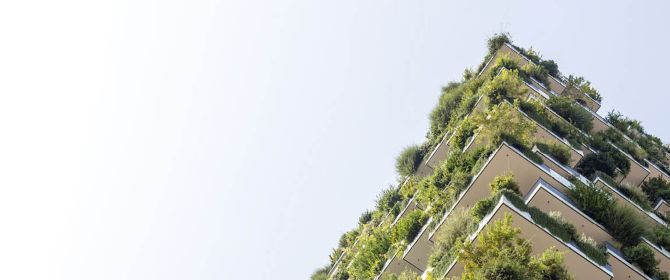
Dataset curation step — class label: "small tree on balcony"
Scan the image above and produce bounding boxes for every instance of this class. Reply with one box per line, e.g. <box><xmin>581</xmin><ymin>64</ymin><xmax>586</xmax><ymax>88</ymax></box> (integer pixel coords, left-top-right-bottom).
<box><xmin>457</xmin><ymin>213</ymin><xmax>573</xmax><ymax>280</ymax></box>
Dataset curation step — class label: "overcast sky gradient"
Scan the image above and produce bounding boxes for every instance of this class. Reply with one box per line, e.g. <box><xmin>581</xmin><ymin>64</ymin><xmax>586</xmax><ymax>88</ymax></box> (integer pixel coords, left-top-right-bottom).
<box><xmin>1</xmin><ymin>0</ymin><xmax>669</xmax><ymax>279</ymax></box>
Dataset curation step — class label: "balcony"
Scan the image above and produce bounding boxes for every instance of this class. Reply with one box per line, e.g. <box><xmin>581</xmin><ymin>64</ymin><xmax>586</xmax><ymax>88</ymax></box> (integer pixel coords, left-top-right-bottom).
<box><xmin>593</xmin><ymin>177</ymin><xmax>666</xmax><ymax>227</ymax></box>
<box><xmin>605</xmin><ymin>243</ymin><xmax>653</xmax><ymax>280</ymax></box>
<box><xmin>654</xmin><ymin>199</ymin><xmax>670</xmax><ymax>218</ymax></box>
<box><xmin>526</xmin><ymin>179</ymin><xmax>618</xmax><ymax>246</ymax></box>
<box><xmin>397</xmin><ymin>142</ymin><xmax>575</xmax><ymax>274</ymax></box>
<box><xmin>642</xmin><ymin>237</ymin><xmax>670</xmax><ymax>274</ymax></box>
<box><xmin>579</xmin><ymin>102</ymin><xmax>611</xmax><ymax>134</ymax></box>
<box><xmin>416</xmin><ymin>97</ymin><xmax>486</xmax><ymax>177</ymax></box>
<box><xmin>645</xmin><ymin>159</ymin><xmax>670</xmax><ymax>183</ymax></box>
<box><xmin>563</xmin><ymin>85</ymin><xmax>602</xmax><ymax>113</ymax></box>
<box><xmin>442</xmin><ymin>196</ymin><xmax>613</xmax><ymax>280</ymax></box>
<box><xmin>610</xmin><ymin>142</ymin><xmax>651</xmax><ymax>188</ymax></box>
<box><xmin>455</xmin><ymin>142</ymin><xmax>573</xmax><ymax>212</ymax></box>
<box><xmin>480</xmin><ymin>43</ymin><xmax>567</xmax><ymax>95</ymax></box>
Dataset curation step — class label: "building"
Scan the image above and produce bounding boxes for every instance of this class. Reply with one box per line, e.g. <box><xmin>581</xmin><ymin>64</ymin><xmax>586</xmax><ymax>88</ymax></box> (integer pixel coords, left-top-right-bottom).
<box><xmin>313</xmin><ymin>35</ymin><xmax>670</xmax><ymax>280</ymax></box>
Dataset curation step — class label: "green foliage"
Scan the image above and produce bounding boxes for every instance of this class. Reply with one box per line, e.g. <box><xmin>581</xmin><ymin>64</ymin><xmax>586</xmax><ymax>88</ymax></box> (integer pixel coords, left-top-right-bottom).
<box><xmin>487</xmin><ymin>33</ymin><xmax>512</xmax><ymax>57</ymax></box>
<box><xmin>470</xmin><ymin>198</ymin><xmax>496</xmax><ymax>221</ymax></box>
<box><xmin>642</xmin><ymin>177</ymin><xmax>670</xmax><ymax>203</ymax></box>
<box><xmin>450</xmin><ymin>118</ymin><xmax>477</xmax><ymax>152</ymax></box>
<box><xmin>538</xmin><ymin>248</ymin><xmax>574</xmax><ymax>280</ymax></box>
<box><xmin>310</xmin><ymin>265</ymin><xmax>330</xmax><ymax>280</ymax></box>
<box><xmin>480</xmin><ymin>68</ymin><xmax>526</xmax><ymax>104</ymax></box>
<box><xmin>348</xmin><ymin>228</ymin><xmax>392</xmax><ymax>279</ymax></box>
<box><xmin>429</xmin><ymin>83</ymin><xmax>464</xmax><ymax>142</ymax></box>
<box><xmin>539</xmin><ymin>60</ymin><xmax>560</xmax><ymax>77</ymax></box>
<box><xmin>489</xmin><ymin>173</ymin><xmax>520</xmax><ymax>195</ymax></box>
<box><xmin>607</xmin><ymin>110</ymin><xmax>669</xmax><ymax>167</ymax></box>
<box><xmin>623</xmin><ymin>243</ymin><xmax>659</xmax><ymax>277</ymax></box>
<box><xmin>655</xmin><ymin>226</ymin><xmax>670</xmax><ymax>251</ymax></box>
<box><xmin>458</xmin><ymin>214</ymin><xmax>573</xmax><ymax>280</ymax></box>
<box><xmin>569</xmin><ymin>179</ymin><xmax>650</xmax><ymax>246</ymax></box>
<box><xmin>545</xmin><ymin>95</ymin><xmax>593</xmax><ymax>132</ymax></box>
<box><xmin>522</xmin><ymin>63</ymin><xmax>549</xmax><ymax>86</ymax></box>
<box><xmin>476</xmin><ymin>33</ymin><xmax>512</xmax><ymax>73</ymax></box>
<box><xmin>474</xmin><ymin>101</ymin><xmax>536</xmax><ymax>150</ymax></box>
<box><xmin>576</xmin><ymin>137</ymin><xmax>631</xmax><ymax>179</ymax></box>
<box><xmin>600</xmin><ymin>128</ymin><xmax>648</xmax><ymax>163</ymax></box>
<box><xmin>576</xmin><ymin>153</ymin><xmax>618</xmax><ymax>178</ymax></box>
<box><xmin>395</xmin><ymin>145</ymin><xmax>425</xmax><ymax>177</ymax></box>
<box><xmin>381</xmin><ymin>270</ymin><xmax>420</xmax><ymax>280</ymax></box>
<box><xmin>333</xmin><ymin>269</ymin><xmax>349</xmax><ymax>280</ymax></box>
<box><xmin>428</xmin><ymin>208</ymin><xmax>477</xmax><ymax>277</ymax></box>
<box><xmin>428</xmin><ymin>77</ymin><xmax>485</xmax><ymax>147</ymax></box>
<box><xmin>604</xmin><ymin>205</ymin><xmax>648</xmax><ymax>246</ymax></box>
<box><xmin>567</xmin><ymin>75</ymin><xmax>602</xmax><ymax>102</ymax></box>
<box><xmin>517</xmin><ymin>99</ymin><xmax>586</xmax><ymax>148</ymax></box>
<box><xmin>359</xmin><ymin>210</ymin><xmax>373</xmax><ymax>225</ymax></box>
<box><xmin>392</xmin><ymin>210</ymin><xmax>428</xmax><ymax>244</ymax></box>
<box><xmin>376</xmin><ymin>187</ymin><xmax>403</xmax><ymax>213</ymax></box>
<box><xmin>615</xmin><ymin>183</ymin><xmax>652</xmax><ymax>211</ymax></box>
<box><xmin>535</xmin><ymin>142</ymin><xmax>572</xmax><ymax>165</ymax></box>
<box><xmin>492</xmin><ymin>55</ymin><xmax>520</xmax><ymax>72</ymax></box>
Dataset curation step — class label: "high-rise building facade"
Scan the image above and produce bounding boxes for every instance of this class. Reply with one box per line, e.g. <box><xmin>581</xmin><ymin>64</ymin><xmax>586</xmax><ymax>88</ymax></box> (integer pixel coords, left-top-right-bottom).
<box><xmin>312</xmin><ymin>35</ymin><xmax>670</xmax><ymax>280</ymax></box>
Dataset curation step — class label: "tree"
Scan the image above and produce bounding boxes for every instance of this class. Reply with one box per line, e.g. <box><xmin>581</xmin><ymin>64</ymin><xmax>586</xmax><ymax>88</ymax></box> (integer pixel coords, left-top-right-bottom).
<box><xmin>458</xmin><ymin>214</ymin><xmax>573</xmax><ymax>280</ymax></box>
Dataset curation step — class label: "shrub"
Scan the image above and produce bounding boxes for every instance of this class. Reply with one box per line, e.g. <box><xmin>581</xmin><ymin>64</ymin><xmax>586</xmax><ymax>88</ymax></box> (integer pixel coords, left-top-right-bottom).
<box><xmin>474</xmin><ymin>101</ymin><xmax>535</xmax><ymax>150</ymax></box>
<box><xmin>470</xmin><ymin>198</ymin><xmax>496</xmax><ymax>221</ymax></box>
<box><xmin>568</xmin><ymin>179</ymin><xmax>615</xmax><ymax>218</ymax></box>
<box><xmin>623</xmin><ymin>243</ymin><xmax>659</xmax><ymax>277</ymax></box>
<box><xmin>569</xmin><ymin>179</ymin><xmax>650</xmax><ymax>247</ymax></box>
<box><xmin>492</xmin><ymin>55</ymin><xmax>520</xmax><ymax>73</ymax></box>
<box><xmin>359</xmin><ymin>210</ymin><xmax>373</xmax><ymax>225</ymax></box>
<box><xmin>539</xmin><ymin>59</ymin><xmax>560</xmax><ymax>77</ymax></box>
<box><xmin>480</xmin><ymin>68</ymin><xmax>526</xmax><ymax>104</ymax></box>
<box><xmin>487</xmin><ymin>33</ymin><xmax>511</xmax><ymax>57</ymax></box>
<box><xmin>376</xmin><ymin>187</ymin><xmax>402</xmax><ymax>213</ymax></box>
<box><xmin>429</xmin><ymin>83</ymin><xmax>464</xmax><ymax>141</ymax></box>
<box><xmin>428</xmin><ymin>208</ymin><xmax>477</xmax><ymax>276</ymax></box>
<box><xmin>310</xmin><ymin>266</ymin><xmax>330</xmax><ymax>280</ymax></box>
<box><xmin>489</xmin><ymin>173</ymin><xmax>520</xmax><ymax>194</ymax></box>
<box><xmin>381</xmin><ymin>270</ymin><xmax>420</xmax><ymax>280</ymax></box>
<box><xmin>642</xmin><ymin>177</ymin><xmax>670</xmax><ymax>203</ymax></box>
<box><xmin>476</xmin><ymin>33</ymin><xmax>512</xmax><ymax>73</ymax></box>
<box><xmin>348</xmin><ymin>228</ymin><xmax>392</xmax><ymax>279</ymax></box>
<box><xmin>392</xmin><ymin>210</ymin><xmax>428</xmax><ymax>244</ymax></box>
<box><xmin>567</xmin><ymin>75</ymin><xmax>602</xmax><ymax>102</ymax></box>
<box><xmin>536</xmin><ymin>141</ymin><xmax>572</xmax><ymax>165</ymax></box>
<box><xmin>458</xmin><ymin>214</ymin><xmax>573</xmax><ymax>280</ymax></box>
<box><xmin>602</xmin><ymin>206</ymin><xmax>647</xmax><ymax>247</ymax></box>
<box><xmin>538</xmin><ymin>248</ymin><xmax>574</xmax><ymax>280</ymax></box>
<box><xmin>395</xmin><ymin>145</ymin><xmax>425</xmax><ymax>177</ymax></box>
<box><xmin>546</xmin><ymin>95</ymin><xmax>593</xmax><ymax>132</ymax></box>
<box><xmin>616</xmin><ymin>183</ymin><xmax>652</xmax><ymax>211</ymax></box>
<box><xmin>576</xmin><ymin>153</ymin><xmax>614</xmax><ymax>178</ymax></box>
<box><xmin>656</xmin><ymin>227</ymin><xmax>670</xmax><ymax>251</ymax></box>
<box><xmin>333</xmin><ymin>270</ymin><xmax>349</xmax><ymax>280</ymax></box>
<box><xmin>521</xmin><ymin>63</ymin><xmax>548</xmax><ymax>85</ymax></box>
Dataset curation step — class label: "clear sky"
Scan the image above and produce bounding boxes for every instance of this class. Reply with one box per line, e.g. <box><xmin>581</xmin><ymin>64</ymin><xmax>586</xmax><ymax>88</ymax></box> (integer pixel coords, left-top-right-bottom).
<box><xmin>0</xmin><ymin>0</ymin><xmax>669</xmax><ymax>279</ymax></box>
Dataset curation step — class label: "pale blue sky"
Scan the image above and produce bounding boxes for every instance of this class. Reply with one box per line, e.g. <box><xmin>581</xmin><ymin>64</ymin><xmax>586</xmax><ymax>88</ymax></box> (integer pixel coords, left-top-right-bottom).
<box><xmin>0</xmin><ymin>0</ymin><xmax>668</xmax><ymax>279</ymax></box>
